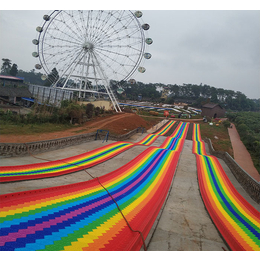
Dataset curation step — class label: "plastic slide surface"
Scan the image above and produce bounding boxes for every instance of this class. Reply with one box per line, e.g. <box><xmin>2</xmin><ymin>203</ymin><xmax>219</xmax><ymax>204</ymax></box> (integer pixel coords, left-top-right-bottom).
<box><xmin>0</xmin><ymin>120</ymin><xmax>189</xmax><ymax>251</ymax></box>
<box><xmin>0</xmin><ymin>142</ymin><xmax>134</xmax><ymax>182</ymax></box>
<box><xmin>192</xmin><ymin>123</ymin><xmax>260</xmax><ymax>251</ymax></box>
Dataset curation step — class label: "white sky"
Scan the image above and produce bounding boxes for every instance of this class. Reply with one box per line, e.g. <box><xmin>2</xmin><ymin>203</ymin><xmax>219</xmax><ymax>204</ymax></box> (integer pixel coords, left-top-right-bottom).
<box><xmin>0</xmin><ymin>1</ymin><xmax>259</xmax><ymax>99</ymax></box>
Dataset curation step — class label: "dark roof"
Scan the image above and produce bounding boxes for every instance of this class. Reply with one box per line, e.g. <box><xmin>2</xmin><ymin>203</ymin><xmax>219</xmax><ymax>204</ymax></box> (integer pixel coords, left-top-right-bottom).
<box><xmin>202</xmin><ymin>103</ymin><xmax>223</xmax><ymax>109</ymax></box>
<box><xmin>0</xmin><ymin>86</ymin><xmax>32</xmax><ymax>98</ymax></box>
<box><xmin>0</xmin><ymin>75</ymin><xmax>24</xmax><ymax>81</ymax></box>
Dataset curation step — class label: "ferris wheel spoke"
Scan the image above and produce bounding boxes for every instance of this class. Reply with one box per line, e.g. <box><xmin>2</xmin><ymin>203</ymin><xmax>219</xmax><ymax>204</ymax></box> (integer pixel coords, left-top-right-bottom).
<box><xmin>94</xmin><ymin>47</ymin><xmax>140</xmax><ymax>65</ymax></box>
<box><xmin>96</xmin><ymin>42</ymin><xmax>141</xmax><ymax>70</ymax></box>
<box><xmin>49</xmin><ymin>17</ymin><xmax>82</xmax><ymax>44</ymax></box>
<box><xmin>85</xmin><ymin>10</ymin><xmax>95</xmax><ymax>41</ymax></box>
<box><xmin>43</xmin><ymin>45</ymin><xmax>79</xmax><ymax>59</ymax></box>
<box><xmin>107</xmin><ymin>30</ymin><xmax>142</xmax><ymax>43</ymax></box>
<box><xmin>91</xmin><ymin>11</ymin><xmax>114</xmax><ymax>41</ymax></box>
<box><xmin>53</xmin><ymin>11</ymin><xmax>83</xmax><ymax>40</ymax></box>
<box><xmin>95</xmin><ymin>49</ymin><xmax>134</xmax><ymax>75</ymax></box>
<box><xmin>91</xmin><ymin>11</ymin><xmax>104</xmax><ymax>34</ymax></box>
<box><xmin>94</xmin><ymin>11</ymin><xmax>126</xmax><ymax>43</ymax></box>
<box><xmin>67</xmin><ymin>10</ymin><xmax>87</xmax><ymax>39</ymax></box>
<box><xmin>78</xmin><ymin>10</ymin><xmax>90</xmax><ymax>41</ymax></box>
<box><xmin>44</xmin><ymin>35</ymin><xmax>82</xmax><ymax>48</ymax></box>
<box><xmin>55</xmin><ymin>49</ymin><xmax>85</xmax><ymax>85</ymax></box>
<box><xmin>100</xmin><ymin>14</ymin><xmax>136</xmax><ymax>42</ymax></box>
<box><xmin>46</xmin><ymin>25</ymin><xmax>82</xmax><ymax>46</ymax></box>
<box><xmin>43</xmin><ymin>46</ymin><xmax>81</xmax><ymax>70</ymax></box>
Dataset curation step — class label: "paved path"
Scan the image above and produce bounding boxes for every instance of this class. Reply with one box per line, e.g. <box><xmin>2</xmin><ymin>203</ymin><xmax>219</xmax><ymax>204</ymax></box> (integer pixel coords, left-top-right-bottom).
<box><xmin>228</xmin><ymin>123</ymin><xmax>260</xmax><ymax>182</ymax></box>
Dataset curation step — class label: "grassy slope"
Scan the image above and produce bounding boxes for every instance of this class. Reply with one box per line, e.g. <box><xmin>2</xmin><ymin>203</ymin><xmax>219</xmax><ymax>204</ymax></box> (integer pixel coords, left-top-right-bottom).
<box><xmin>199</xmin><ymin>122</ymin><xmax>233</xmax><ymax>157</ymax></box>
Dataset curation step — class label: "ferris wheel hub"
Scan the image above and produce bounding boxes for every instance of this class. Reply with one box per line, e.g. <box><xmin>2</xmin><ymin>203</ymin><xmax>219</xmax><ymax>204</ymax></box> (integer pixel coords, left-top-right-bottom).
<box><xmin>83</xmin><ymin>42</ymin><xmax>94</xmax><ymax>51</ymax></box>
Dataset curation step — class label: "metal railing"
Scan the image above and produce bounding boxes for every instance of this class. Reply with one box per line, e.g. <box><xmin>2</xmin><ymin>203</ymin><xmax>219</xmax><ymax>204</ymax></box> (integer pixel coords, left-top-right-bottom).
<box><xmin>95</xmin><ymin>129</ymin><xmax>109</xmax><ymax>143</ymax></box>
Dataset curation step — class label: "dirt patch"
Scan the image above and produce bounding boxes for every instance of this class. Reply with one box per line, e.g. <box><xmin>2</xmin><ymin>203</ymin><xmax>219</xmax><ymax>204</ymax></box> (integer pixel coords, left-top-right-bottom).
<box><xmin>0</xmin><ymin>113</ymin><xmax>161</xmax><ymax>143</ymax></box>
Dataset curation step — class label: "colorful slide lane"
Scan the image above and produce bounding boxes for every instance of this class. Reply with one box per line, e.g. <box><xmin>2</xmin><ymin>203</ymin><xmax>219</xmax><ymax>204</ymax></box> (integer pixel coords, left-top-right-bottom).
<box><xmin>0</xmin><ymin>142</ymin><xmax>134</xmax><ymax>183</ymax></box>
<box><xmin>153</xmin><ymin>120</ymin><xmax>175</xmax><ymax>136</ymax></box>
<box><xmin>0</xmin><ymin>120</ymin><xmax>177</xmax><ymax>183</ymax></box>
<box><xmin>160</xmin><ymin>122</ymin><xmax>189</xmax><ymax>151</ymax></box>
<box><xmin>136</xmin><ymin>134</ymin><xmax>160</xmax><ymax>146</ymax></box>
<box><xmin>0</xmin><ymin>120</ymin><xmax>189</xmax><ymax>251</ymax></box>
<box><xmin>137</xmin><ymin>120</ymin><xmax>176</xmax><ymax>146</ymax></box>
<box><xmin>192</xmin><ymin>124</ymin><xmax>260</xmax><ymax>251</ymax></box>
<box><xmin>0</xmin><ymin>147</ymin><xmax>180</xmax><ymax>251</ymax></box>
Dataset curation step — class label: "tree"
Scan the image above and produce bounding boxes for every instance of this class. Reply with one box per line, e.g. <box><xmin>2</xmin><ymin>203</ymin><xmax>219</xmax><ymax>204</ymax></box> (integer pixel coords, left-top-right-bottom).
<box><xmin>170</xmin><ymin>84</ymin><xmax>180</xmax><ymax>97</ymax></box>
<box><xmin>191</xmin><ymin>85</ymin><xmax>201</xmax><ymax>98</ymax></box>
<box><xmin>66</xmin><ymin>102</ymin><xmax>85</xmax><ymax>124</ymax></box>
<box><xmin>44</xmin><ymin>68</ymin><xmax>59</xmax><ymax>86</ymax></box>
<box><xmin>86</xmin><ymin>103</ymin><xmax>94</xmax><ymax>118</ymax></box>
<box><xmin>1</xmin><ymin>58</ymin><xmax>12</xmax><ymax>74</ymax></box>
<box><xmin>10</xmin><ymin>63</ymin><xmax>18</xmax><ymax>76</ymax></box>
<box><xmin>166</xmin><ymin>95</ymin><xmax>175</xmax><ymax>104</ymax></box>
<box><xmin>17</xmin><ymin>69</ymin><xmax>44</xmax><ymax>85</ymax></box>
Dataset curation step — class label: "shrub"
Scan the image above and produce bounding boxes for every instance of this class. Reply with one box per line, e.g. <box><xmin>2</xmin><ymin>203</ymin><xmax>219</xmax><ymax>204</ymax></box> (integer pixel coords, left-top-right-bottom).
<box><xmin>66</xmin><ymin>103</ymin><xmax>85</xmax><ymax>124</ymax></box>
<box><xmin>86</xmin><ymin>103</ymin><xmax>94</xmax><ymax>118</ymax></box>
<box><xmin>95</xmin><ymin>107</ymin><xmax>101</xmax><ymax>116</ymax></box>
<box><xmin>223</xmin><ymin>120</ymin><xmax>231</xmax><ymax>128</ymax></box>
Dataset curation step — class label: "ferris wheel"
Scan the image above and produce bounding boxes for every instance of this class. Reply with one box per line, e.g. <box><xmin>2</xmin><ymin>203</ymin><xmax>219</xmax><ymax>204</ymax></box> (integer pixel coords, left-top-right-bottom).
<box><xmin>32</xmin><ymin>10</ymin><xmax>153</xmax><ymax>112</ymax></box>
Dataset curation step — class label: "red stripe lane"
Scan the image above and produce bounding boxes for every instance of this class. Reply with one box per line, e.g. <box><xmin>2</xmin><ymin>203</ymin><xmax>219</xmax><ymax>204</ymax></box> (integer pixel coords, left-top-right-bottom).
<box><xmin>196</xmin><ymin>154</ymin><xmax>247</xmax><ymax>251</ymax></box>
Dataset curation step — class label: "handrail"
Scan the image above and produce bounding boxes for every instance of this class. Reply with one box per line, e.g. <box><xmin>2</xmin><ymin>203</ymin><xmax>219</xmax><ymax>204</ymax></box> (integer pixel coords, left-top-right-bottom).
<box><xmin>136</xmin><ymin>127</ymin><xmax>145</xmax><ymax>134</ymax></box>
<box><xmin>95</xmin><ymin>129</ymin><xmax>109</xmax><ymax>143</ymax></box>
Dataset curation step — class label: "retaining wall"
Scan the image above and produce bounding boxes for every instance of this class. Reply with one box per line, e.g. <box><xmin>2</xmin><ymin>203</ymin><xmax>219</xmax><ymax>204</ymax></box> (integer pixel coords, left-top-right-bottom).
<box><xmin>204</xmin><ymin>138</ymin><xmax>260</xmax><ymax>204</ymax></box>
<box><xmin>0</xmin><ymin>127</ymin><xmax>146</xmax><ymax>158</ymax></box>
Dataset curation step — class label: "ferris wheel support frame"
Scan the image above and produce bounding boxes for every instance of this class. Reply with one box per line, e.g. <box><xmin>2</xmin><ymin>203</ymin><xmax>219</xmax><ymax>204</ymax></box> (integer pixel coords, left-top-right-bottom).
<box><xmin>92</xmin><ymin>52</ymin><xmax>122</xmax><ymax>112</ymax></box>
<box><xmin>52</xmin><ymin>50</ymin><xmax>121</xmax><ymax>112</ymax></box>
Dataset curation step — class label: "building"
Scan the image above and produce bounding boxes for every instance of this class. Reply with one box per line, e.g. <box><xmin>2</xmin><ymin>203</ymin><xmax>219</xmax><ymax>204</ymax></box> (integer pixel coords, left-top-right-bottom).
<box><xmin>201</xmin><ymin>103</ymin><xmax>226</xmax><ymax>118</ymax></box>
<box><xmin>0</xmin><ymin>86</ymin><xmax>32</xmax><ymax>105</ymax></box>
<box><xmin>161</xmin><ymin>86</ymin><xmax>169</xmax><ymax>100</ymax></box>
<box><xmin>0</xmin><ymin>75</ymin><xmax>24</xmax><ymax>87</ymax></box>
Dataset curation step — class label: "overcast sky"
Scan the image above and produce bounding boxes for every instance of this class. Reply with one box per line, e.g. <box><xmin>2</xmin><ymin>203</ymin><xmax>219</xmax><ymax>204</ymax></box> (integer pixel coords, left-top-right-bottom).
<box><xmin>0</xmin><ymin>2</ymin><xmax>259</xmax><ymax>99</ymax></box>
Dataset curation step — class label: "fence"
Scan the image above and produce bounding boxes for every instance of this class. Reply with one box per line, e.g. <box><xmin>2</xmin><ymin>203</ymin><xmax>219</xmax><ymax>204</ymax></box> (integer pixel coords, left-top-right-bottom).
<box><xmin>29</xmin><ymin>85</ymin><xmax>74</xmax><ymax>106</ymax></box>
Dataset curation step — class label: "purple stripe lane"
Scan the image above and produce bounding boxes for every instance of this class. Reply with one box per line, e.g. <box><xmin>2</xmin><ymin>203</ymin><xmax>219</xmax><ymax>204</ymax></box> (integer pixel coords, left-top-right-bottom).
<box><xmin>0</xmin><ymin>195</ymin><xmax>112</xmax><ymax>246</ymax></box>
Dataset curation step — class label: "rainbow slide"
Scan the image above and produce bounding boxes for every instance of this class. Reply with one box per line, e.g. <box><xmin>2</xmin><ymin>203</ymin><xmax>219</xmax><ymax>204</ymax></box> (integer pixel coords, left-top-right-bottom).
<box><xmin>0</xmin><ymin>120</ymin><xmax>188</xmax><ymax>251</ymax></box>
<box><xmin>192</xmin><ymin>124</ymin><xmax>260</xmax><ymax>251</ymax></box>
<box><xmin>137</xmin><ymin>134</ymin><xmax>159</xmax><ymax>146</ymax></box>
<box><xmin>0</xmin><ymin>142</ymin><xmax>134</xmax><ymax>183</ymax></box>
<box><xmin>0</xmin><ymin>120</ymin><xmax>177</xmax><ymax>183</ymax></box>
<box><xmin>160</xmin><ymin>122</ymin><xmax>189</xmax><ymax>151</ymax></box>
<box><xmin>0</xmin><ymin>147</ymin><xmax>180</xmax><ymax>251</ymax></box>
<box><xmin>153</xmin><ymin>120</ymin><xmax>175</xmax><ymax>136</ymax></box>
<box><xmin>137</xmin><ymin>120</ymin><xmax>176</xmax><ymax>146</ymax></box>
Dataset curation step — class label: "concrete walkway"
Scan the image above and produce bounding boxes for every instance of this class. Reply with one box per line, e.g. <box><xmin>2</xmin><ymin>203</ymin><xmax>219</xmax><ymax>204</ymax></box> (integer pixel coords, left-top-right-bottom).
<box><xmin>147</xmin><ymin>140</ymin><xmax>227</xmax><ymax>251</ymax></box>
<box><xmin>228</xmin><ymin>123</ymin><xmax>260</xmax><ymax>182</ymax></box>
